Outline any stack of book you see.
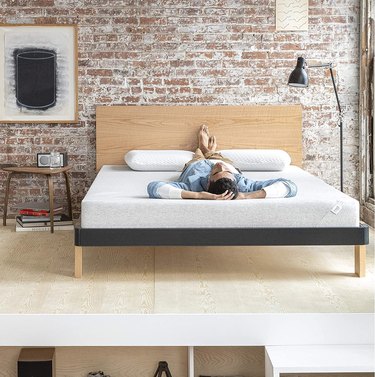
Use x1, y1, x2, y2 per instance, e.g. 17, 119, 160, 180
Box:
15, 205, 73, 232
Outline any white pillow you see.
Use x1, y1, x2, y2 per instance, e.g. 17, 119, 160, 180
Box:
219, 149, 291, 171
125, 150, 194, 171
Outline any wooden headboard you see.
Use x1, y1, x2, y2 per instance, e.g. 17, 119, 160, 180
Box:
96, 105, 302, 170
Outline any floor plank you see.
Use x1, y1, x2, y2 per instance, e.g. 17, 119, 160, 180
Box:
0, 223, 373, 313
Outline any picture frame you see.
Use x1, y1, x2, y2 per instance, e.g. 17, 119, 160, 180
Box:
275, 0, 308, 31
0, 24, 78, 123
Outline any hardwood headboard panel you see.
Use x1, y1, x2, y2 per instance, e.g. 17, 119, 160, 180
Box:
96, 105, 302, 170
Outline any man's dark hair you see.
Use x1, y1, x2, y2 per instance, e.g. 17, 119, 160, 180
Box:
207, 178, 238, 199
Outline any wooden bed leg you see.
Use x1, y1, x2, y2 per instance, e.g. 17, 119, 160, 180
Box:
75, 246, 83, 278
355, 245, 366, 277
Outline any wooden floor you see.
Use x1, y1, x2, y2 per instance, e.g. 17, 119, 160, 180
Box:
0, 223, 373, 314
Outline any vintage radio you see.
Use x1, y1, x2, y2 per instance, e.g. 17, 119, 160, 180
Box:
37, 152, 68, 168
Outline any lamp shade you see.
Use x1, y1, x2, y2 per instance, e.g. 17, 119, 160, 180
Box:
288, 57, 308, 87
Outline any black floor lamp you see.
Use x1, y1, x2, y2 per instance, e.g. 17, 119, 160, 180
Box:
288, 57, 344, 192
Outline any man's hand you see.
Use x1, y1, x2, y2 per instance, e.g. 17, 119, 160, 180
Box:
198, 190, 235, 200
182, 190, 235, 200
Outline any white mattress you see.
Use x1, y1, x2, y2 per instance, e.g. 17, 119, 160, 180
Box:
81, 165, 359, 228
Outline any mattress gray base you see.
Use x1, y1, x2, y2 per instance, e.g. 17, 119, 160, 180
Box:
74, 223, 369, 246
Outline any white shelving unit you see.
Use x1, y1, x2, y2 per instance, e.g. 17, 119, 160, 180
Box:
265, 345, 375, 377
188, 346, 194, 377
0, 313, 372, 346
0, 314, 373, 376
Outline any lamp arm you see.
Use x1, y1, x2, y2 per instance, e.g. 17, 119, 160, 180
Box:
329, 67, 342, 116
328, 66, 344, 192
308, 62, 342, 116
309, 63, 332, 68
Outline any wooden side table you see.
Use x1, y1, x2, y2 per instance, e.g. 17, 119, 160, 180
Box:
2, 166, 73, 233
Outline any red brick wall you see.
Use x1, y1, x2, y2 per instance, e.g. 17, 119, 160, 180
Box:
0, 1, 360, 218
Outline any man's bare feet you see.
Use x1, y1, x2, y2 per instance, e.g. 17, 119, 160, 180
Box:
198, 124, 210, 152
208, 135, 217, 152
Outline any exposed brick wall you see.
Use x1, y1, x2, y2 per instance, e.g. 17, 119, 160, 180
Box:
0, 0, 360, 218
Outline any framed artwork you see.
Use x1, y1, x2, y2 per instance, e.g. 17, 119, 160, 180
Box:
0, 24, 78, 123
276, 0, 308, 31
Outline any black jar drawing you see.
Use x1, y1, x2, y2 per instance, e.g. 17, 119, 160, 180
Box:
14, 48, 57, 110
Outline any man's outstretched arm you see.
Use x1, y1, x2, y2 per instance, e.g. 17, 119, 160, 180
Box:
238, 178, 297, 199
147, 181, 186, 199
236, 190, 266, 199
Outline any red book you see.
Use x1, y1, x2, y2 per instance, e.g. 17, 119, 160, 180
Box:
19, 206, 63, 216
19, 209, 49, 216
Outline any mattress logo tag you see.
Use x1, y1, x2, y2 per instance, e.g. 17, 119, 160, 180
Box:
331, 201, 344, 215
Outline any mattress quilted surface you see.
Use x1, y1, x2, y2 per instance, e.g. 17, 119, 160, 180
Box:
81, 165, 359, 228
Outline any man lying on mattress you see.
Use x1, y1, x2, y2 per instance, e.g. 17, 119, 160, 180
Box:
148, 125, 297, 200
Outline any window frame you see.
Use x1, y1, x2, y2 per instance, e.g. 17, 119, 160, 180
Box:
359, 0, 374, 226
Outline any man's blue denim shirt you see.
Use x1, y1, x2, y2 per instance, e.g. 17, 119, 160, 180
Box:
148, 160, 297, 199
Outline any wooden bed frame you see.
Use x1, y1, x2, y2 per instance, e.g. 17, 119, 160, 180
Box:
74, 105, 368, 278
